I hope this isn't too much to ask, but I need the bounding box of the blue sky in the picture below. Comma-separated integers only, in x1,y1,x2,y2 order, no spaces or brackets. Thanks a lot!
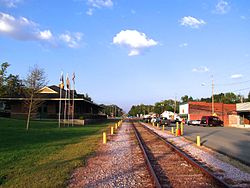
0,0,250,112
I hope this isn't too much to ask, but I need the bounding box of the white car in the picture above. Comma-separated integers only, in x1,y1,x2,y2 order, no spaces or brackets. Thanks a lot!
188,120,201,126
151,117,157,123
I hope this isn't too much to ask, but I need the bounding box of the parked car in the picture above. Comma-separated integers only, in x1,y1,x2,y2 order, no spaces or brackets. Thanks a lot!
188,120,201,126
160,117,171,126
155,117,161,124
200,116,223,127
143,117,151,123
151,117,157,123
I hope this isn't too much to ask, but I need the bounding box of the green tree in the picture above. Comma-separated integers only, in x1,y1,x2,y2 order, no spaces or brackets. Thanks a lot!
0,62,10,96
181,95,193,103
6,74,23,97
0,62,23,97
247,92,250,102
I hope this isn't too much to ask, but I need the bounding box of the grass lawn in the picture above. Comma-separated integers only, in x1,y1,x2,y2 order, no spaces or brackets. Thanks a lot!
0,118,112,188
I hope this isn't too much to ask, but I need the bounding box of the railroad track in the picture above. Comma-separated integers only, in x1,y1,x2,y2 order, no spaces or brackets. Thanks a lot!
132,122,231,188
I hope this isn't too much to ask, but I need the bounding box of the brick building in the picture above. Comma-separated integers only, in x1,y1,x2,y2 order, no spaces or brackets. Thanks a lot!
179,101,236,126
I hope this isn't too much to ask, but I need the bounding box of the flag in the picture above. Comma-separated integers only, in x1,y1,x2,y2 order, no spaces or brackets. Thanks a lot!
66,74,70,90
72,72,75,84
59,72,64,89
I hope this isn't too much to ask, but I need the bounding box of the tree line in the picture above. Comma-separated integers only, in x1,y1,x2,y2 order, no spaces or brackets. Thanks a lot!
128,92,250,116
100,104,124,117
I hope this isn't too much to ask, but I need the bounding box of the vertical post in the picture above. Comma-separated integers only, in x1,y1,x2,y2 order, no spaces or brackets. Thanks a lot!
181,122,184,135
157,123,159,128
58,86,62,128
72,84,74,126
64,85,68,127
111,126,114,135
176,122,179,130
72,72,75,127
162,125,165,131
115,123,118,130
212,76,214,115
171,127,174,134
68,84,70,127
103,132,107,144
197,136,200,146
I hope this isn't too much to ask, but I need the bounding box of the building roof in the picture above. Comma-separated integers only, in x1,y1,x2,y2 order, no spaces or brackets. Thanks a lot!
236,102,250,112
0,85,102,108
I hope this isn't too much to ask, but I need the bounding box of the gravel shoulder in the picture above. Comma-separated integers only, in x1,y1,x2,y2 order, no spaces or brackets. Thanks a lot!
68,122,154,188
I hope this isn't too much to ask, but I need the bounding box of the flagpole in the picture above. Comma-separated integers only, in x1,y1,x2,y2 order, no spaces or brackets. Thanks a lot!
72,73,75,127
64,74,68,127
59,84,62,128
68,84,70,127
72,84,74,126
58,72,63,128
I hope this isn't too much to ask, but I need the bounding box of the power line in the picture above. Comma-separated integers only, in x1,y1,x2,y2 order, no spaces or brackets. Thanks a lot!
215,79,250,86
231,87,250,93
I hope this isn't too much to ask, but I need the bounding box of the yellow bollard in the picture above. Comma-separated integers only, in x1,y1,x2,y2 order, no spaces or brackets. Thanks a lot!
181,122,184,135
111,126,114,135
171,127,174,134
103,132,107,144
175,129,178,136
197,136,200,146
153,122,155,127
162,125,165,131
176,122,179,130
157,123,159,128
115,123,118,130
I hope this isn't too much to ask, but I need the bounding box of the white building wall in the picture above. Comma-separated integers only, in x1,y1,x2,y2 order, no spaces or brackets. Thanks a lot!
179,103,189,115
236,102,250,112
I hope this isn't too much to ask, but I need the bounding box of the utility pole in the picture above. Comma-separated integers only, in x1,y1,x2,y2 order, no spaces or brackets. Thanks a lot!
174,95,177,114
212,76,214,115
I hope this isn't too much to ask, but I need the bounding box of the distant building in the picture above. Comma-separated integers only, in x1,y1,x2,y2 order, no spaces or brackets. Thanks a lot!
235,102,250,125
0,85,105,120
179,101,236,126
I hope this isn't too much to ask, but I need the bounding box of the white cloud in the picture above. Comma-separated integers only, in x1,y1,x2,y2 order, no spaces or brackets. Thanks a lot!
240,16,246,20
128,49,139,56
86,0,113,15
192,66,209,73
86,8,94,16
88,0,113,8
59,32,83,48
179,43,188,48
215,0,230,14
131,9,136,14
180,16,206,29
113,29,158,56
0,0,22,8
0,12,83,48
231,74,243,79
39,30,53,40
0,12,42,40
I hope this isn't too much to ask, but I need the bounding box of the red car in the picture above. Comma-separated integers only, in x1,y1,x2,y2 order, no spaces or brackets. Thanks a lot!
200,116,223,127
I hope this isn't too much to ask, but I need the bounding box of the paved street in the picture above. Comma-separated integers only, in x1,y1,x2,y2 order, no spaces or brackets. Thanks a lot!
164,124,250,165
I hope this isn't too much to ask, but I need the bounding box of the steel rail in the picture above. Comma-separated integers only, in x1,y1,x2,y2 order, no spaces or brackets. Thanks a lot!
132,122,162,188
138,121,231,188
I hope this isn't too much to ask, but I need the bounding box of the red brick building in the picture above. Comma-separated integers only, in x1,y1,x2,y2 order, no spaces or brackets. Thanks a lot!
179,101,236,126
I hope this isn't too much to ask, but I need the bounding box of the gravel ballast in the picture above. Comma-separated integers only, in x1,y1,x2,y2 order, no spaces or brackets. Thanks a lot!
141,122,250,187
68,122,153,188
